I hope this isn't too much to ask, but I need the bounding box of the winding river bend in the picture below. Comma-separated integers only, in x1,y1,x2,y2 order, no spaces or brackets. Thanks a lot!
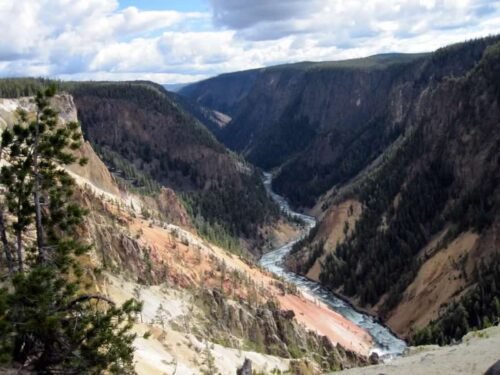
259,173,406,360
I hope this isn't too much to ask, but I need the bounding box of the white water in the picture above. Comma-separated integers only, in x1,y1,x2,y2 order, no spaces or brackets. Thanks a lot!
259,173,407,360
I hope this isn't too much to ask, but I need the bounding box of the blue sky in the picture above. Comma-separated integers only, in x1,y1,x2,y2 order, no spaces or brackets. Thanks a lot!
0,0,499,83
118,0,208,12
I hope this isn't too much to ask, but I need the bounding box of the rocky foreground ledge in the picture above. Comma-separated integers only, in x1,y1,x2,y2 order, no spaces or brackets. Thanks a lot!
336,324,500,375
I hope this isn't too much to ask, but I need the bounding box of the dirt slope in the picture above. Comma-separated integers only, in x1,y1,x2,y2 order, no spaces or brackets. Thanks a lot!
337,324,500,375
386,231,479,336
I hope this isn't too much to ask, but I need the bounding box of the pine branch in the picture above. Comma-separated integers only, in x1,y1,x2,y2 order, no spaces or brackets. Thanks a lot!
63,294,116,310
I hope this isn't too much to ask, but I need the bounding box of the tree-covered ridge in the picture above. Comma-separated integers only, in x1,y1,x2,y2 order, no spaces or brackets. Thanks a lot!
66,81,279,246
181,35,500,209
272,35,500,208
320,129,454,309
265,52,429,72
0,78,280,251
181,35,499,207
0,78,57,98
273,113,402,207
67,81,223,152
315,39,500,341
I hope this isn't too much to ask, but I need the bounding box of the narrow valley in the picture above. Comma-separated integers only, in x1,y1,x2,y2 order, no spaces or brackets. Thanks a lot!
0,3,499,373
260,173,407,359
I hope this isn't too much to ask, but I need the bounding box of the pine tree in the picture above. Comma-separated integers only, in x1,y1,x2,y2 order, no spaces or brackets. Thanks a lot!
0,87,141,373
0,110,14,275
200,342,218,375
153,303,169,329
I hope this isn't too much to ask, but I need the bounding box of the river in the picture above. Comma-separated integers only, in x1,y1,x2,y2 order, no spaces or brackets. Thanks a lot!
259,173,407,360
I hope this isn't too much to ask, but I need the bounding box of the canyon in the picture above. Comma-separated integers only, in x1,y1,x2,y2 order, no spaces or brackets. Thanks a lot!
181,35,500,345
0,34,499,374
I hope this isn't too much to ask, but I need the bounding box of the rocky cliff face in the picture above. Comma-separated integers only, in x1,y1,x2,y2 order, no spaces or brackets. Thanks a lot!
0,90,371,374
195,289,368,371
68,81,280,253
181,38,499,208
181,36,500,343
183,56,420,175
291,39,500,341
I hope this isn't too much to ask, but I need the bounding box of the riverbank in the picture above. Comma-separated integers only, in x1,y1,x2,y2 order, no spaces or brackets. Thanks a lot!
277,289,373,355
294,272,408,343
260,173,407,359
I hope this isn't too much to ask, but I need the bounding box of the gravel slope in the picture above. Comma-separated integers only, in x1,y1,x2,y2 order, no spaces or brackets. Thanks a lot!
337,324,500,375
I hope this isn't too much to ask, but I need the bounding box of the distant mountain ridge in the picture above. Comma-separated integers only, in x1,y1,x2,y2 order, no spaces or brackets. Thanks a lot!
163,82,190,92
180,43,497,206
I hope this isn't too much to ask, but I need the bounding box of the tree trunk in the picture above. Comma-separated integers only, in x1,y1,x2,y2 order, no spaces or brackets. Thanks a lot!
34,110,46,263
34,188,45,262
16,230,23,273
0,147,14,275
0,208,14,274
0,146,13,275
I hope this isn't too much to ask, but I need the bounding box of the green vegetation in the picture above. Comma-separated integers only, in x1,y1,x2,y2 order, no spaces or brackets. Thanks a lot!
244,113,317,171
318,121,497,311
0,78,58,98
0,87,140,373
200,342,219,375
194,214,242,255
412,252,500,345
68,81,279,242
266,53,428,73
319,128,453,309
93,144,161,195
0,77,280,251
186,170,279,240
67,81,222,151
289,225,325,274
193,288,365,372
182,192,243,255
274,115,402,207
311,38,500,320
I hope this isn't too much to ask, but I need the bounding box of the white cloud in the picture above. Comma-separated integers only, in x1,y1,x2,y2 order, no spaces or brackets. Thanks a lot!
0,0,206,81
0,0,499,83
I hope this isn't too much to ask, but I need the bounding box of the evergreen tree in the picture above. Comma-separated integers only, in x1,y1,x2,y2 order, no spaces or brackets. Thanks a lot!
200,342,218,375
0,87,141,373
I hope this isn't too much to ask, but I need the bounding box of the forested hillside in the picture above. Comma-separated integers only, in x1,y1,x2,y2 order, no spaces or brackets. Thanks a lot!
0,91,368,374
181,36,500,345
295,39,500,343
70,82,280,249
181,37,500,208
0,79,280,254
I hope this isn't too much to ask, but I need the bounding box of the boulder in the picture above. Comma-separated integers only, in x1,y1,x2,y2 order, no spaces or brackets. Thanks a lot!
236,358,252,375
369,352,380,365
485,360,500,375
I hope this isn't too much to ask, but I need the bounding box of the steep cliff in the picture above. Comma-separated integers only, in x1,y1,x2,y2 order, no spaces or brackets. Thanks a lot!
180,69,260,116
0,92,370,374
68,81,281,253
181,37,499,208
181,36,500,343
289,39,500,342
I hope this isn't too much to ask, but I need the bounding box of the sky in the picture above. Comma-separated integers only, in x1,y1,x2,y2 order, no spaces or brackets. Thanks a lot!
0,0,499,83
